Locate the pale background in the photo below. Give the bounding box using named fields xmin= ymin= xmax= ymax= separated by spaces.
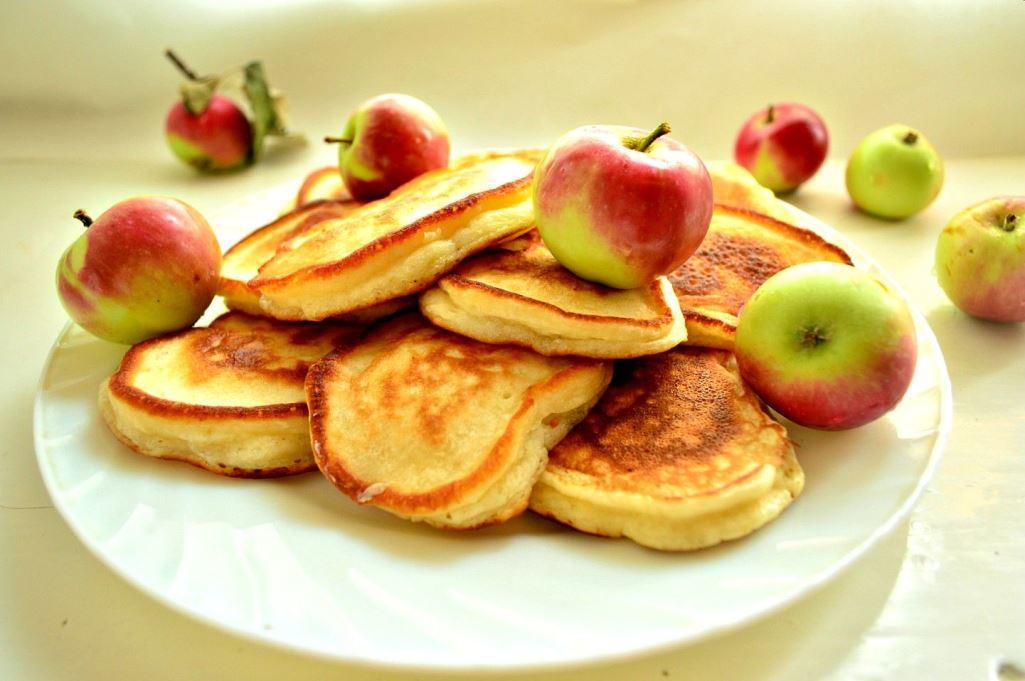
xmin=2 ymin=1 xmax=1024 ymax=679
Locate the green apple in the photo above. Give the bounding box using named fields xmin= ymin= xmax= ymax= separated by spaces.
xmin=845 ymin=124 xmax=943 ymax=219
xmin=936 ymin=196 xmax=1025 ymax=322
xmin=734 ymin=262 xmax=917 ymax=430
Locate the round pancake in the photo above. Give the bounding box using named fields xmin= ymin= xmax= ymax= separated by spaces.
xmin=670 ymin=205 xmax=852 ymax=349
xmin=529 ymin=346 xmax=803 ymax=551
xmin=307 ymin=314 xmax=612 ymax=529
xmin=99 ymin=312 xmax=362 ymax=478
xmin=250 ymin=150 xmax=542 ymax=321
xmin=420 ymin=231 xmax=687 ymax=358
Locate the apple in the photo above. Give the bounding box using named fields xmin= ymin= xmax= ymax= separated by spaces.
xmin=846 ymin=124 xmax=943 ymax=219
xmin=733 ymin=102 xmax=828 ymax=193
xmin=532 ymin=123 xmax=713 ymax=289
xmin=165 ymin=94 xmax=252 ymax=171
xmin=735 ymin=262 xmax=917 ymax=431
xmin=325 ymin=94 xmax=450 ymax=201
xmin=56 ymin=197 xmax=222 ymax=344
xmin=936 ymin=196 xmax=1025 ymax=322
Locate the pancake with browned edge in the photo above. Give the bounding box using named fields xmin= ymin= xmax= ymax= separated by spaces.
xmin=420 ymin=231 xmax=686 ymax=358
xmin=219 ymin=200 xmax=409 ymax=323
xmin=307 ymin=313 xmax=612 ymax=529
xmin=530 ymin=346 xmax=803 ymax=551
xmin=670 ymin=205 xmax=852 ymax=349
xmin=251 ymin=149 xmax=543 ymax=321
xmin=99 ymin=311 xmax=362 ymax=478
xmin=707 ymin=161 xmax=795 ymax=222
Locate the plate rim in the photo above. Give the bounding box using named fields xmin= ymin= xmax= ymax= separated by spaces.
xmin=32 ymin=203 xmax=953 ymax=673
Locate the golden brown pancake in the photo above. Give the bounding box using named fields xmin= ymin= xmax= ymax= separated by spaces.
xmin=670 ymin=205 xmax=852 ymax=349
xmin=307 ymin=313 xmax=612 ymax=530
xmin=420 ymin=231 xmax=686 ymax=358
xmin=99 ymin=311 xmax=362 ymax=478
xmin=250 ymin=149 xmax=542 ymax=321
xmin=529 ymin=346 xmax=803 ymax=551
xmin=706 ymin=161 xmax=796 ymax=222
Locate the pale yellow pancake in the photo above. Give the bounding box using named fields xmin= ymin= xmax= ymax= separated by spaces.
xmin=306 ymin=314 xmax=612 ymax=529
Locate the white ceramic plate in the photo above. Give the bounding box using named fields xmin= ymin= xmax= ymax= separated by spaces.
xmin=34 ymin=190 xmax=951 ymax=673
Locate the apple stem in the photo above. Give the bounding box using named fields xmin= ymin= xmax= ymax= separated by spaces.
xmin=324 ymin=136 xmax=352 ymax=146
xmin=1003 ymin=214 xmax=1019 ymax=232
xmin=165 ymin=49 xmax=199 ymax=81
xmin=903 ymin=131 xmax=919 ymax=145
xmin=632 ymin=122 xmax=672 ymax=153
xmin=73 ymin=210 xmax=93 ymax=228
xmin=766 ymin=104 xmax=776 ymax=123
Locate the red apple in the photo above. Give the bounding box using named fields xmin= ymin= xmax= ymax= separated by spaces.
xmin=165 ymin=94 xmax=252 ymax=171
xmin=55 ymin=197 xmax=222 ymax=344
xmin=325 ymin=93 xmax=450 ymax=201
xmin=532 ymin=123 xmax=713 ymax=289
xmin=733 ymin=102 xmax=828 ymax=193
xmin=734 ymin=262 xmax=917 ymax=430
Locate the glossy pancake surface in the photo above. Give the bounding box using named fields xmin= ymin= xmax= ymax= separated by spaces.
xmin=420 ymin=231 xmax=686 ymax=358
xmin=530 ymin=346 xmax=803 ymax=551
xmin=99 ymin=312 xmax=362 ymax=477
xmin=251 ymin=150 xmax=542 ymax=320
xmin=670 ymin=205 xmax=852 ymax=349
xmin=307 ymin=314 xmax=612 ymax=529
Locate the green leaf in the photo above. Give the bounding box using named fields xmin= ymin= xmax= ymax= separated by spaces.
xmin=243 ymin=60 xmax=288 ymax=160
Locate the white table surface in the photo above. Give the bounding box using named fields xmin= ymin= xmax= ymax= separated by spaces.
xmin=3 ymin=1 xmax=1025 ymax=678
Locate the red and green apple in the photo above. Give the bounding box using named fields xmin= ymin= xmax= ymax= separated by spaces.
xmin=733 ymin=102 xmax=828 ymax=193
xmin=326 ymin=93 xmax=450 ymax=201
xmin=532 ymin=123 xmax=714 ymax=289
xmin=936 ymin=196 xmax=1025 ymax=322
xmin=55 ymin=197 xmax=222 ymax=344
xmin=735 ymin=262 xmax=917 ymax=431
xmin=165 ymin=94 xmax=252 ymax=171
xmin=846 ymin=124 xmax=943 ymax=220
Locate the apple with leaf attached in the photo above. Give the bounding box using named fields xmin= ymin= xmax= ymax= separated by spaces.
xmin=163 ymin=49 xmax=291 ymax=172
xmin=532 ymin=122 xmax=714 ymax=289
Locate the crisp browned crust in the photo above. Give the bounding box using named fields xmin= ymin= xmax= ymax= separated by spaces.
xmin=711 ymin=205 xmax=853 ymax=265
xmin=306 ymin=314 xmax=605 ymax=519
xmin=252 ymin=173 xmax=533 ymax=291
xmin=107 ymin=312 xmax=362 ymax=422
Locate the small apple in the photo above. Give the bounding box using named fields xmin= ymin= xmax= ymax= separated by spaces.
xmin=532 ymin=123 xmax=713 ymax=289
xmin=165 ymin=94 xmax=252 ymax=171
xmin=846 ymin=124 xmax=943 ymax=219
xmin=56 ymin=197 xmax=222 ymax=344
xmin=735 ymin=262 xmax=917 ymax=430
xmin=325 ymin=94 xmax=450 ymax=201
xmin=733 ymin=102 xmax=828 ymax=193
xmin=936 ymin=196 xmax=1025 ymax=322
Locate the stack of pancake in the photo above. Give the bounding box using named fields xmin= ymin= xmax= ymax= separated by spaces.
xmin=100 ymin=150 xmax=851 ymax=551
